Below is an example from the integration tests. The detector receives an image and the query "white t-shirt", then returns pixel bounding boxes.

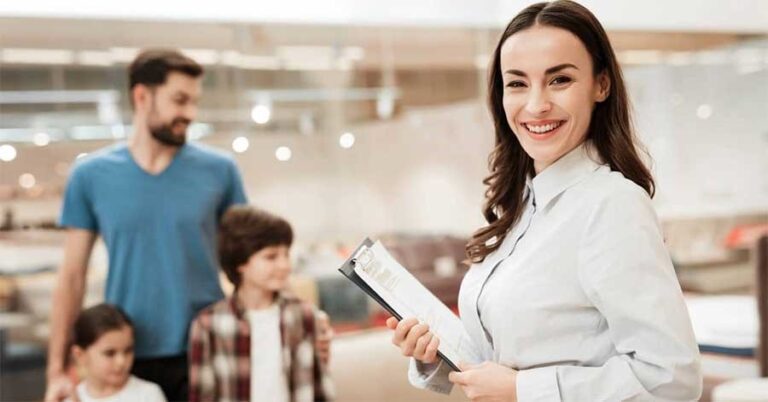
[70,375,166,402]
[247,304,290,402]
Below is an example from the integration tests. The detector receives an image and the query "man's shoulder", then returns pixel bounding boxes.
[65,144,131,187]
[184,142,237,166]
[70,143,130,172]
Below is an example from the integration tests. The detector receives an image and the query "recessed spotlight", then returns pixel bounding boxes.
[19,173,36,189]
[232,136,250,153]
[696,104,713,120]
[33,132,51,146]
[251,104,271,125]
[275,146,292,162]
[339,132,355,149]
[0,144,17,162]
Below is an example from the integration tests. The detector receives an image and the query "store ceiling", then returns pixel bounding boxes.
[0,17,765,148]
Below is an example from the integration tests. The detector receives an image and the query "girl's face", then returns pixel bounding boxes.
[500,25,610,174]
[74,326,134,389]
[238,244,292,293]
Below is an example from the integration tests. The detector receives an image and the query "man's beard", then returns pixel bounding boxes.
[149,117,190,147]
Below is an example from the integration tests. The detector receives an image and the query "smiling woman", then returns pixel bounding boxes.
[500,28,609,173]
[386,1,703,401]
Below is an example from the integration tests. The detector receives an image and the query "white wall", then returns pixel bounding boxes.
[625,43,768,219]
[4,41,766,244]
[2,0,766,32]
[229,102,493,243]
[228,41,768,242]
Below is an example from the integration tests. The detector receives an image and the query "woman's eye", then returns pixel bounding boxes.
[551,76,572,85]
[506,81,526,89]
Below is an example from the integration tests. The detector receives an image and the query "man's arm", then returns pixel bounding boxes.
[44,228,96,402]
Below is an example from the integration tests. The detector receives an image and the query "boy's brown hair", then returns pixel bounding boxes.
[218,206,293,288]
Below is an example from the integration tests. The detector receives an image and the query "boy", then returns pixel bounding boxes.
[188,206,334,402]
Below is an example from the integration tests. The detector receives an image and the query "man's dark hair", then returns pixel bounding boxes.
[218,206,294,288]
[128,49,203,93]
[72,303,134,349]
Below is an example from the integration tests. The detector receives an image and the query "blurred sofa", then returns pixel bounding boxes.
[381,234,467,307]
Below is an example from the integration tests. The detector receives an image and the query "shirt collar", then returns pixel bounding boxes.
[528,141,604,210]
[229,289,295,319]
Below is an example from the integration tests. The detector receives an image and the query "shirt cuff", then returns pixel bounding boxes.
[516,366,561,402]
[408,358,453,394]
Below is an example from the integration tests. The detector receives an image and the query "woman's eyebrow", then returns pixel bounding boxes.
[504,63,579,77]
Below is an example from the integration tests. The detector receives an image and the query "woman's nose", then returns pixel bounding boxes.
[525,88,552,115]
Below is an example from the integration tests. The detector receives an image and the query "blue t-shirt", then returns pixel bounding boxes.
[60,142,247,358]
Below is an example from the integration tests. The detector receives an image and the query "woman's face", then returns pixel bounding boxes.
[500,25,609,174]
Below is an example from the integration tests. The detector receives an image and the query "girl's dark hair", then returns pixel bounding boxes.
[467,0,654,263]
[73,303,134,349]
[218,206,294,288]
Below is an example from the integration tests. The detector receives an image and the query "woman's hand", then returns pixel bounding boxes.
[385,316,440,364]
[448,361,518,402]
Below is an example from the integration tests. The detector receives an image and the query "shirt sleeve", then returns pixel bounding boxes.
[407,358,454,394]
[59,162,99,232]
[311,308,336,401]
[188,316,216,402]
[516,186,702,402]
[217,158,248,217]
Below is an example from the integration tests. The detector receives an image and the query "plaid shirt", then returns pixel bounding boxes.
[188,291,334,402]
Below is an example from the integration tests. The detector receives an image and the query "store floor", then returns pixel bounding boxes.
[330,328,467,402]
[1,328,467,402]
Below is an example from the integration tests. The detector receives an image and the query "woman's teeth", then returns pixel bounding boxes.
[524,121,563,134]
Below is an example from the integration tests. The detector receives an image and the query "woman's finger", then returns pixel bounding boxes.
[412,332,433,359]
[391,317,419,346]
[423,334,440,363]
[402,323,430,355]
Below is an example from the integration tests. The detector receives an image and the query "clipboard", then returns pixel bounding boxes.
[338,238,462,372]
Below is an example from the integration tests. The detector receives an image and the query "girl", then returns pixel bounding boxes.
[68,304,166,402]
[387,1,702,401]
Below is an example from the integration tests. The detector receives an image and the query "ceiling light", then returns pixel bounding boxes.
[251,104,272,125]
[232,136,250,153]
[275,146,292,162]
[376,89,395,119]
[2,48,74,64]
[33,132,51,146]
[0,144,17,162]
[19,173,36,189]
[696,104,713,120]
[339,132,355,149]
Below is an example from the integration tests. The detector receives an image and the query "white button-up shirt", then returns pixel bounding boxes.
[410,143,702,401]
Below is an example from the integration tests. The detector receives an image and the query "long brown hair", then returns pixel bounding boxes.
[466,0,654,263]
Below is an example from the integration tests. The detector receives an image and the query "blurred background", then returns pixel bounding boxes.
[0,1,766,401]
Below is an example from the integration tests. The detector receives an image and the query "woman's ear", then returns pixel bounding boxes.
[595,71,611,103]
[72,345,84,364]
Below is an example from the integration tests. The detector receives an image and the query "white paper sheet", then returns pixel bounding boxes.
[352,241,481,367]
